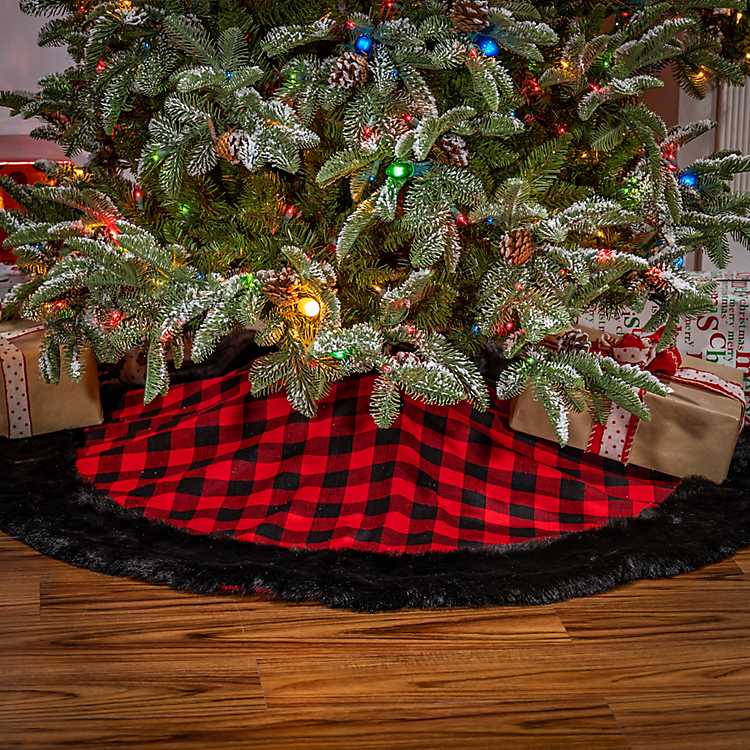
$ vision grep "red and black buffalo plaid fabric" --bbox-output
[76,370,679,554]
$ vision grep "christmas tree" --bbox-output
[1,0,750,442]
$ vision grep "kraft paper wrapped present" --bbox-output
[510,328,746,484]
[578,272,750,404]
[0,320,102,439]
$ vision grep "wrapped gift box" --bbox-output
[0,135,69,263]
[1,320,102,439]
[578,272,750,404]
[0,264,27,306]
[510,330,746,484]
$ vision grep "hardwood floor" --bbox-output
[1,533,749,749]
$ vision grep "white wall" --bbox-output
[0,5,71,135]
[679,83,750,273]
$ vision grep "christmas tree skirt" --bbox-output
[1,368,749,612]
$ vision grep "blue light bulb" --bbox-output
[142,40,151,51]
[476,34,500,58]
[679,172,698,188]
[486,216,495,225]
[225,70,235,81]
[471,324,482,335]
[673,256,685,270]
[354,35,373,55]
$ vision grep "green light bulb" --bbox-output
[179,203,190,215]
[331,349,349,361]
[386,160,414,181]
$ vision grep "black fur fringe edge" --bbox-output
[1,430,749,612]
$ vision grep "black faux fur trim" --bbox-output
[1,429,749,612]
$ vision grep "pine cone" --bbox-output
[216,128,244,165]
[257,267,299,305]
[450,0,490,32]
[557,329,592,353]
[499,229,535,266]
[432,134,469,167]
[47,111,72,129]
[644,266,669,292]
[329,51,368,89]
[119,348,147,386]
[381,116,411,141]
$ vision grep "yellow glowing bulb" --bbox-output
[73,168,85,178]
[298,297,321,318]
[560,59,570,70]
[372,284,382,293]
[737,12,744,23]
[745,51,750,62]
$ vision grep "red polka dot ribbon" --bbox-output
[1,325,44,439]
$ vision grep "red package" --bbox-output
[0,136,69,263]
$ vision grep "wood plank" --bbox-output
[0,650,266,749]
[257,639,750,707]
[0,573,39,627]
[0,700,629,750]
[0,535,51,573]
[32,576,569,655]
[0,538,41,626]
[215,700,630,750]
[556,559,750,643]
[734,549,750,575]
[0,573,39,611]
[611,692,750,750]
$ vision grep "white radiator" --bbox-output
[717,78,750,194]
